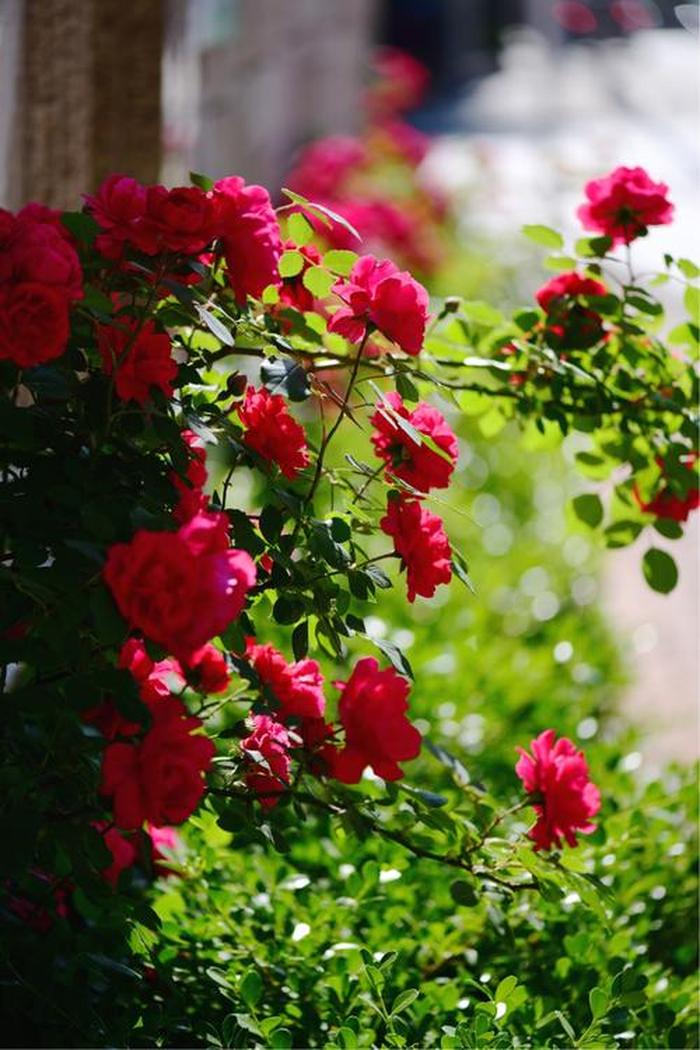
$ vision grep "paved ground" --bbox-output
[423,27,699,765]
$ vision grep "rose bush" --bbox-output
[0,140,696,1046]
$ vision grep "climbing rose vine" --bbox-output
[0,155,696,998]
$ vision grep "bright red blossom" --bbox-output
[577,166,674,245]
[103,511,256,663]
[213,176,282,303]
[328,254,429,355]
[371,391,458,493]
[278,239,323,314]
[96,823,138,887]
[0,282,70,368]
[238,385,310,479]
[332,657,421,783]
[101,694,215,829]
[380,497,452,602]
[241,715,291,808]
[98,318,178,404]
[246,639,325,720]
[184,643,231,694]
[515,729,601,851]
[147,824,183,876]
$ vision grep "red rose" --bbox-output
[184,643,231,694]
[516,730,601,851]
[371,391,458,494]
[101,695,215,829]
[633,452,699,523]
[241,714,291,808]
[535,271,607,351]
[331,657,421,783]
[246,639,325,720]
[103,511,256,662]
[373,119,430,167]
[238,385,310,480]
[577,166,674,245]
[84,174,147,241]
[172,429,209,524]
[380,497,452,602]
[138,185,217,255]
[328,254,429,355]
[287,136,367,200]
[84,639,184,739]
[98,317,178,404]
[0,282,70,367]
[213,176,282,303]
[2,216,82,300]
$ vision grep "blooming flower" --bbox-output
[138,185,216,255]
[0,209,82,300]
[287,136,367,201]
[380,497,452,602]
[172,429,209,524]
[184,643,231,694]
[371,391,458,493]
[515,729,601,851]
[331,657,421,783]
[535,271,607,351]
[103,511,256,662]
[98,317,178,404]
[633,453,699,523]
[577,166,674,245]
[147,824,184,877]
[246,639,325,720]
[328,254,429,355]
[0,282,70,367]
[101,694,215,829]
[366,47,430,116]
[241,714,291,808]
[213,176,282,303]
[237,385,310,480]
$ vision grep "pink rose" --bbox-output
[213,176,282,303]
[577,166,674,245]
[328,254,429,355]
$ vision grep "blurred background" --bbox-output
[0,0,697,764]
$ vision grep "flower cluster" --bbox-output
[0,204,82,367]
[577,165,673,245]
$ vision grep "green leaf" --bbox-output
[260,356,311,402]
[450,879,477,906]
[391,988,419,1016]
[495,976,518,1003]
[653,517,683,540]
[576,235,612,257]
[239,968,263,1009]
[292,620,309,660]
[461,300,504,326]
[279,250,305,278]
[273,595,305,625]
[642,547,678,594]
[522,224,564,250]
[544,255,578,271]
[287,211,314,245]
[684,284,700,321]
[195,305,234,346]
[604,520,643,549]
[189,170,214,190]
[60,211,99,244]
[572,493,604,528]
[303,266,335,298]
[374,638,413,680]
[589,986,608,1021]
[677,258,700,279]
[323,249,358,276]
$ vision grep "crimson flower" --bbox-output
[371,391,458,493]
[213,176,282,303]
[328,254,429,355]
[380,497,452,602]
[246,639,325,720]
[0,282,70,368]
[241,715,291,808]
[331,657,421,783]
[104,511,256,663]
[238,385,310,480]
[535,271,608,351]
[633,453,699,523]
[515,729,601,851]
[98,317,178,404]
[577,166,673,245]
